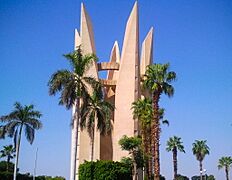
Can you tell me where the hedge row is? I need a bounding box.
[0,172,65,180]
[0,172,33,180]
[78,160,132,180]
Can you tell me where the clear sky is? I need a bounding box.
[0,0,232,179]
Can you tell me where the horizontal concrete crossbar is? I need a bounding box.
[99,79,117,86]
[97,62,120,71]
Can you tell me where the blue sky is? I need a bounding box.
[0,0,232,179]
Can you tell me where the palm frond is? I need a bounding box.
[14,102,23,111]
[24,124,35,144]
[25,118,42,130]
[96,110,106,134]
[48,70,73,96]
[5,121,20,137]
[166,136,185,153]
[1,102,42,145]
[59,79,78,109]
[27,111,42,119]
[0,126,6,139]
[0,110,19,122]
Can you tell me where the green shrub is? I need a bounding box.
[0,171,13,180]
[36,175,65,180]
[79,160,132,180]
[191,174,215,180]
[0,171,33,180]
[177,174,189,180]
[160,175,166,180]
[0,161,15,172]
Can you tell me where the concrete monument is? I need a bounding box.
[71,2,154,179]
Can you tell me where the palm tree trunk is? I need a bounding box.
[7,156,10,172]
[90,124,95,162]
[152,91,161,180]
[13,124,23,180]
[147,129,152,180]
[144,127,151,179]
[71,98,80,180]
[141,128,147,178]
[199,160,203,180]
[225,166,229,180]
[132,151,138,180]
[173,148,177,180]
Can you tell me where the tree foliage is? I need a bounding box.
[48,47,98,180]
[143,63,176,180]
[192,140,210,162]
[166,136,185,180]
[218,156,232,180]
[176,174,189,180]
[78,160,132,180]
[0,102,42,144]
[191,175,215,180]
[0,102,43,180]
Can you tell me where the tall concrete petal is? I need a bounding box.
[113,2,140,161]
[74,29,81,49]
[76,3,99,179]
[70,29,81,180]
[80,3,98,78]
[140,27,153,76]
[140,27,153,98]
[80,3,96,54]
[107,41,120,81]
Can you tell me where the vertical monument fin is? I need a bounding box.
[113,1,140,161]
[74,29,81,49]
[107,41,120,81]
[80,3,96,54]
[77,4,99,180]
[140,27,154,76]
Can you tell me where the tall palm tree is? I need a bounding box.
[48,47,98,180]
[80,88,114,161]
[218,156,232,180]
[0,102,42,180]
[132,97,153,179]
[192,140,210,180]
[166,136,185,180]
[0,145,16,172]
[143,63,176,180]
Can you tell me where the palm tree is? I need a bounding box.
[166,136,185,180]
[132,97,153,179]
[0,102,42,180]
[80,88,114,161]
[0,145,16,172]
[218,156,232,180]
[192,140,210,180]
[143,63,176,180]
[48,47,98,180]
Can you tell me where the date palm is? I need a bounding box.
[218,156,232,180]
[166,136,185,180]
[132,97,153,179]
[80,88,114,161]
[0,102,42,180]
[48,47,98,180]
[0,145,16,172]
[143,63,176,180]
[192,140,210,180]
